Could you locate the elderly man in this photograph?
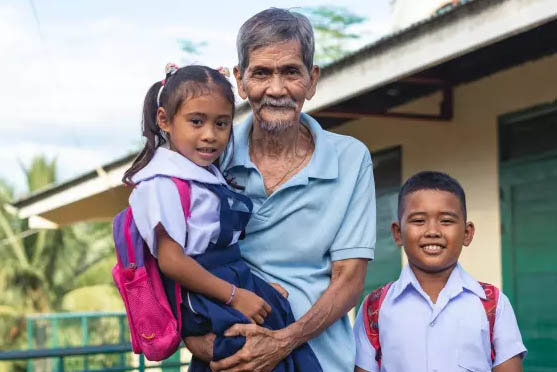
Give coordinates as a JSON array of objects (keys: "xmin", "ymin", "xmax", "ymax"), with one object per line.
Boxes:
[{"xmin": 186, "ymin": 8, "xmax": 376, "ymax": 372}]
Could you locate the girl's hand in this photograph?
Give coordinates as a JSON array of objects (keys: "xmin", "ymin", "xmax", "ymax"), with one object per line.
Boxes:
[
  {"xmin": 270, "ymin": 282, "xmax": 289, "ymax": 298},
  {"xmin": 230, "ymin": 287, "xmax": 272, "ymax": 325}
]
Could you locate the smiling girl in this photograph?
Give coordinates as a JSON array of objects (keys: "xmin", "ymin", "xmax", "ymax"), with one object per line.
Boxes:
[{"xmin": 122, "ymin": 64, "xmax": 321, "ymax": 372}]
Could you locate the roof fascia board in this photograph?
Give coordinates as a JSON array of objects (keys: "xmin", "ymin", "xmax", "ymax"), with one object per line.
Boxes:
[
  {"xmin": 15, "ymin": 162, "xmax": 132, "ymax": 219},
  {"xmin": 237, "ymin": 0, "xmax": 556, "ymax": 125},
  {"xmin": 304, "ymin": 0, "xmax": 557, "ymax": 113}
]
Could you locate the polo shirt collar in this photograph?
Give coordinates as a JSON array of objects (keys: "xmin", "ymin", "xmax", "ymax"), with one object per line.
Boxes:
[
  {"xmin": 391, "ymin": 263, "xmax": 486, "ymax": 301},
  {"xmin": 226, "ymin": 113, "xmax": 338, "ymax": 180},
  {"xmin": 132, "ymin": 147, "xmax": 226, "ymax": 185}
]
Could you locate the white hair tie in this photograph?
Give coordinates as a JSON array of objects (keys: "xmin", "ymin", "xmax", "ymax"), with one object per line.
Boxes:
[{"xmin": 156, "ymin": 63, "xmax": 179, "ymax": 107}]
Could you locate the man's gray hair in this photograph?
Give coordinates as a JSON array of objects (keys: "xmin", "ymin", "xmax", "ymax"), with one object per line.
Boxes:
[{"xmin": 236, "ymin": 8, "xmax": 315, "ymax": 74}]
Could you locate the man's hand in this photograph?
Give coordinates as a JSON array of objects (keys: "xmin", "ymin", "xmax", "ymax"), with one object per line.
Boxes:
[
  {"xmin": 210, "ymin": 259, "xmax": 367, "ymax": 371},
  {"xmin": 209, "ymin": 324, "xmax": 293, "ymax": 372}
]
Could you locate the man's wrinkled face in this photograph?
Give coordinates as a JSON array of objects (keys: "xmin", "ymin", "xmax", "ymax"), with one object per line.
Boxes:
[{"xmin": 234, "ymin": 39, "xmax": 320, "ymax": 132}]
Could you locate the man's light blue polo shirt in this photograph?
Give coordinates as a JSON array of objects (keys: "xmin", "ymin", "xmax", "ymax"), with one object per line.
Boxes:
[
  {"xmin": 225, "ymin": 113, "xmax": 376, "ymax": 372},
  {"xmin": 354, "ymin": 263, "xmax": 527, "ymax": 372}
]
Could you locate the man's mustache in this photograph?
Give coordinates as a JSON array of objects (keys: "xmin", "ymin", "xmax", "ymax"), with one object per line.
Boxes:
[{"xmin": 258, "ymin": 96, "xmax": 297, "ymax": 111}]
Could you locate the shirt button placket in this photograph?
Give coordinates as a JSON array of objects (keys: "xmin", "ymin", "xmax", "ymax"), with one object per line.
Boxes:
[{"xmin": 426, "ymin": 316, "xmax": 438, "ymax": 372}]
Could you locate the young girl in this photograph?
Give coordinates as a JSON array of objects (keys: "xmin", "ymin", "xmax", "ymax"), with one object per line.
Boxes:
[{"xmin": 122, "ymin": 64, "xmax": 321, "ymax": 372}]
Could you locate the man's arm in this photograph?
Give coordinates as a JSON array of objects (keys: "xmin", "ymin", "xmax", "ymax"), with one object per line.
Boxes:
[
  {"xmin": 183, "ymin": 334, "xmax": 215, "ymax": 363},
  {"xmin": 209, "ymin": 257, "xmax": 368, "ymax": 372}
]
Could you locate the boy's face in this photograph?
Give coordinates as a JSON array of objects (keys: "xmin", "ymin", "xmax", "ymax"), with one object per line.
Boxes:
[{"xmin": 391, "ymin": 189, "xmax": 475, "ymax": 276}]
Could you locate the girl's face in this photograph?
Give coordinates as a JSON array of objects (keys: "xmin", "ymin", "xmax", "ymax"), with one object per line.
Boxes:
[{"xmin": 158, "ymin": 90, "xmax": 233, "ymax": 167}]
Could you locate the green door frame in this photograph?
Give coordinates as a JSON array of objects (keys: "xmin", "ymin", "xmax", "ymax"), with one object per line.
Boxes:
[
  {"xmin": 498, "ymin": 101, "xmax": 557, "ymax": 305},
  {"xmin": 499, "ymin": 151, "xmax": 557, "ymax": 305}
]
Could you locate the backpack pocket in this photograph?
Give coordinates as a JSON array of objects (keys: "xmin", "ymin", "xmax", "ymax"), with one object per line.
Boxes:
[{"xmin": 123, "ymin": 267, "xmax": 181, "ymax": 361}]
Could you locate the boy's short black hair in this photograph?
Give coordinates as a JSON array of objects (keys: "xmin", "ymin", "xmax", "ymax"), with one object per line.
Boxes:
[{"xmin": 398, "ymin": 171, "xmax": 467, "ymax": 221}]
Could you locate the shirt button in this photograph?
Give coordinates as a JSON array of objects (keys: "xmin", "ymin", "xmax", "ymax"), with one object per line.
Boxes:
[{"xmin": 430, "ymin": 321, "xmax": 435, "ymax": 327}]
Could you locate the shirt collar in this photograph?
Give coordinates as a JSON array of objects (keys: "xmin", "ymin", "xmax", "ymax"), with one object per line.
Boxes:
[
  {"xmin": 391, "ymin": 262, "xmax": 487, "ymax": 301},
  {"xmin": 225, "ymin": 113, "xmax": 338, "ymax": 180},
  {"xmin": 132, "ymin": 147, "xmax": 227, "ymax": 185}
]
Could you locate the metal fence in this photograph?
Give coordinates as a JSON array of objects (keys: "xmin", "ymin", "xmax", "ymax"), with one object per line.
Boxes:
[{"xmin": 0, "ymin": 312, "xmax": 189, "ymax": 372}]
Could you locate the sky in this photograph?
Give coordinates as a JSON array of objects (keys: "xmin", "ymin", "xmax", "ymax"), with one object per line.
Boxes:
[{"xmin": 0, "ymin": 0, "xmax": 393, "ymax": 196}]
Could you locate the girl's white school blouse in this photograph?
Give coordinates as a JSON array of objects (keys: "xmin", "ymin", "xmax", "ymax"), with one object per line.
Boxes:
[{"xmin": 129, "ymin": 147, "xmax": 242, "ymax": 257}]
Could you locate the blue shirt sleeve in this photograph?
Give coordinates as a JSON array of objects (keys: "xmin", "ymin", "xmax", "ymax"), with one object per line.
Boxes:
[
  {"xmin": 330, "ymin": 150, "xmax": 376, "ymax": 261},
  {"xmin": 129, "ymin": 177, "xmax": 186, "ymax": 257},
  {"xmin": 493, "ymin": 292, "xmax": 527, "ymax": 366}
]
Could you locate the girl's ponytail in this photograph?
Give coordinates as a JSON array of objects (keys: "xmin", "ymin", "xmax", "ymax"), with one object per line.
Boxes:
[
  {"xmin": 122, "ymin": 81, "xmax": 166, "ymax": 186},
  {"xmin": 122, "ymin": 64, "xmax": 236, "ymax": 186}
]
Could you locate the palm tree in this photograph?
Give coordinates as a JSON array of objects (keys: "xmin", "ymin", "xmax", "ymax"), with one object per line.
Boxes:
[{"xmin": 0, "ymin": 156, "xmax": 119, "ymax": 356}]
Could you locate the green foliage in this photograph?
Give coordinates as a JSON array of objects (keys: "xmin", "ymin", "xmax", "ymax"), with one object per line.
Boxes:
[
  {"xmin": 300, "ymin": 6, "xmax": 367, "ymax": 65},
  {"xmin": 73, "ymin": 255, "xmax": 117, "ymax": 288},
  {"xmin": 178, "ymin": 39, "xmax": 207, "ymax": 55},
  {"xmin": 0, "ymin": 156, "xmax": 119, "ymax": 358},
  {"xmin": 19, "ymin": 156, "xmax": 57, "ymax": 194},
  {"xmin": 62, "ymin": 285, "xmax": 123, "ymax": 312}
]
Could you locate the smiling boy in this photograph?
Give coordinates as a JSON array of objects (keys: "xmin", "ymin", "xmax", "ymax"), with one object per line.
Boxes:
[{"xmin": 354, "ymin": 171, "xmax": 526, "ymax": 372}]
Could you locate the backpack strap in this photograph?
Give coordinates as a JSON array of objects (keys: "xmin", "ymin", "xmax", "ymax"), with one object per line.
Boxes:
[
  {"xmin": 479, "ymin": 282, "xmax": 499, "ymax": 363},
  {"xmin": 170, "ymin": 177, "xmax": 191, "ymax": 219},
  {"xmin": 168, "ymin": 177, "xmax": 192, "ymax": 333},
  {"xmin": 363, "ymin": 282, "xmax": 393, "ymax": 368},
  {"xmin": 123, "ymin": 208, "xmax": 136, "ymax": 268}
]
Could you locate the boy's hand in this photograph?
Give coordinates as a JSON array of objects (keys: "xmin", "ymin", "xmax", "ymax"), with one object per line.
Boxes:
[{"xmin": 231, "ymin": 287, "xmax": 272, "ymax": 325}]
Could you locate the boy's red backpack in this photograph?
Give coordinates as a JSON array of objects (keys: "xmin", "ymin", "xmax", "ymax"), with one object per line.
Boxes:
[
  {"xmin": 362, "ymin": 281, "xmax": 499, "ymax": 368},
  {"xmin": 112, "ymin": 177, "xmax": 191, "ymax": 361}
]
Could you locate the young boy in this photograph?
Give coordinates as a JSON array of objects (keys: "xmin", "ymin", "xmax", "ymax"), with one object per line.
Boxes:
[{"xmin": 354, "ymin": 171, "xmax": 526, "ymax": 372}]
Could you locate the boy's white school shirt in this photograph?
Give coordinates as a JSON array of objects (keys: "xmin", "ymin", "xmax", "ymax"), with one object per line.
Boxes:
[
  {"xmin": 354, "ymin": 263, "xmax": 526, "ymax": 372},
  {"xmin": 129, "ymin": 147, "xmax": 242, "ymax": 257}
]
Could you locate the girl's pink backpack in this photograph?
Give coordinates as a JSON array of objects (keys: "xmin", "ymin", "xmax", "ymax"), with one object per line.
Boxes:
[{"xmin": 112, "ymin": 177, "xmax": 191, "ymax": 361}]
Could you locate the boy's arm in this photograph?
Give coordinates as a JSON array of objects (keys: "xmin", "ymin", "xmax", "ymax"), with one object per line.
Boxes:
[
  {"xmin": 353, "ymin": 297, "xmax": 380, "ymax": 372},
  {"xmin": 492, "ymin": 292, "xmax": 527, "ymax": 368},
  {"xmin": 492, "ymin": 355, "xmax": 522, "ymax": 372}
]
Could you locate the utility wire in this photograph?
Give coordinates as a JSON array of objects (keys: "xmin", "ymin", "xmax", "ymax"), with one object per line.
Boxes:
[{"xmin": 28, "ymin": 0, "xmax": 46, "ymax": 41}]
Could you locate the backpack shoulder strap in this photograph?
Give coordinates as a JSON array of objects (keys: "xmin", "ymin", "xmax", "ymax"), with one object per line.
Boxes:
[
  {"xmin": 169, "ymin": 177, "xmax": 191, "ymax": 219},
  {"xmin": 363, "ymin": 281, "xmax": 393, "ymax": 368},
  {"xmin": 478, "ymin": 282, "xmax": 499, "ymax": 363}
]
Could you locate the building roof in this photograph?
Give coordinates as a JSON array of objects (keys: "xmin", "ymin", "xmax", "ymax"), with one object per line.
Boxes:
[{"xmin": 10, "ymin": 0, "xmax": 557, "ymax": 227}]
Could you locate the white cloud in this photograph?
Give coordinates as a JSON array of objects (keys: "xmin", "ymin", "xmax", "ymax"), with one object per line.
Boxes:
[
  {"xmin": 0, "ymin": 3, "xmax": 237, "ymax": 193},
  {"xmin": 0, "ymin": 1, "xmax": 392, "ymax": 194}
]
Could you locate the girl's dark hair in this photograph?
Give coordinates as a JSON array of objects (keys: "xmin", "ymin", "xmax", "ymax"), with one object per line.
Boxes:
[{"xmin": 123, "ymin": 65, "xmax": 235, "ymax": 186}]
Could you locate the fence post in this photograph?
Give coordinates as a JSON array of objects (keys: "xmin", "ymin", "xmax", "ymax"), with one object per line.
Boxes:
[
  {"xmin": 139, "ymin": 354, "xmax": 145, "ymax": 372},
  {"xmin": 26, "ymin": 318, "xmax": 34, "ymax": 372},
  {"xmin": 57, "ymin": 356, "xmax": 64, "ymax": 372},
  {"xmin": 118, "ymin": 315, "xmax": 126, "ymax": 367},
  {"xmin": 81, "ymin": 316, "xmax": 89, "ymax": 371},
  {"xmin": 52, "ymin": 318, "xmax": 59, "ymax": 371}
]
